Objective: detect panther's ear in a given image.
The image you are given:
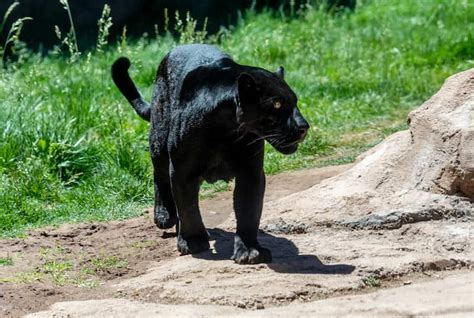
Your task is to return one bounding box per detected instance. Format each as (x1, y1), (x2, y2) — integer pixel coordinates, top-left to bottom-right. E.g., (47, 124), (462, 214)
(235, 73), (258, 123)
(275, 66), (284, 79)
(237, 72), (258, 103)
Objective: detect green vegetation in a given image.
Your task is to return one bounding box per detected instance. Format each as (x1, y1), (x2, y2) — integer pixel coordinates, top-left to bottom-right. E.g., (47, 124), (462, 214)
(0, 246), (99, 287)
(0, 256), (13, 266)
(42, 259), (74, 285)
(89, 255), (128, 272)
(0, 269), (43, 284)
(0, 0), (473, 236)
(362, 275), (381, 288)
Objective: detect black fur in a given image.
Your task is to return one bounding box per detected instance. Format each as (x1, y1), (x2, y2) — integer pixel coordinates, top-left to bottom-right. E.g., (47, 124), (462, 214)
(112, 44), (309, 264)
(112, 57), (151, 121)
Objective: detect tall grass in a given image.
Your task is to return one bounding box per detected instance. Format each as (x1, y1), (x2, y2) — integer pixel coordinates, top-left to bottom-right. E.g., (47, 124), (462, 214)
(0, 0), (473, 236)
(56, 0), (80, 61)
(0, 1), (32, 65)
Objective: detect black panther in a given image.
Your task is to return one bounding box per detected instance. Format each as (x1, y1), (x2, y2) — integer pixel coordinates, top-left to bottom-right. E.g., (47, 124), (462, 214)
(112, 44), (309, 264)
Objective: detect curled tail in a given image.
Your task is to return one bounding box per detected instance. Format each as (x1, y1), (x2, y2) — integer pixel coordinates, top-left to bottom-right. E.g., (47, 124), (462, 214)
(111, 57), (151, 121)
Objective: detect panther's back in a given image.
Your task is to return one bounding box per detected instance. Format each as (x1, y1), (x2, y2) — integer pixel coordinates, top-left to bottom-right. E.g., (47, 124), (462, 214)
(162, 44), (230, 98)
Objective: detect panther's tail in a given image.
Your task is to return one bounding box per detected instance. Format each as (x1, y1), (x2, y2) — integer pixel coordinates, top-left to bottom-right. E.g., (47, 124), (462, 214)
(111, 57), (151, 121)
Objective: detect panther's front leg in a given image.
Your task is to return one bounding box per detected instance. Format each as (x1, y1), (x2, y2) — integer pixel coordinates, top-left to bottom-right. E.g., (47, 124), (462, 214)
(232, 162), (272, 264)
(169, 163), (210, 255)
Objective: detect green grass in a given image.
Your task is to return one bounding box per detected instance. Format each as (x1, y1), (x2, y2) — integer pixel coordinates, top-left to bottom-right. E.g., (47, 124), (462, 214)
(0, 246), (99, 287)
(362, 275), (381, 288)
(0, 256), (13, 266)
(0, 0), (473, 236)
(89, 255), (128, 272)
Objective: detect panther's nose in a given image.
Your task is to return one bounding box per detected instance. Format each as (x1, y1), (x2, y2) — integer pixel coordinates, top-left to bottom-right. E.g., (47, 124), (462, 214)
(297, 125), (308, 141)
(293, 108), (310, 142)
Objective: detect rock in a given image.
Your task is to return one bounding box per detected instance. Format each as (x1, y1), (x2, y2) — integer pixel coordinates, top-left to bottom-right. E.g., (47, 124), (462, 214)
(264, 69), (474, 228)
(25, 273), (474, 317)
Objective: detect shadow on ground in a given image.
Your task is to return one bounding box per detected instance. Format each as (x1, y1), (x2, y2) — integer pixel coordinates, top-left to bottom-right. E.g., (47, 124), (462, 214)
(193, 228), (355, 275)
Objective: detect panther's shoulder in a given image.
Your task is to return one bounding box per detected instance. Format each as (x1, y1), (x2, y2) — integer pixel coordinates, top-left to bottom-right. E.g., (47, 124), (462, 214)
(179, 58), (240, 106)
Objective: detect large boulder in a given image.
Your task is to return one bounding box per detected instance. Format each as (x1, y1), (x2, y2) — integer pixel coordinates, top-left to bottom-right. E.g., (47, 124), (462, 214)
(262, 69), (473, 230)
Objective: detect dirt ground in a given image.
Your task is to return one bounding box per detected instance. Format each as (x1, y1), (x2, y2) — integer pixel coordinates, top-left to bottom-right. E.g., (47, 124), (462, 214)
(1, 163), (472, 317)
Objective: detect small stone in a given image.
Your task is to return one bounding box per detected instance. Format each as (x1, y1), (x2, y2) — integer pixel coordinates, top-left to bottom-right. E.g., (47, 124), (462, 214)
(236, 301), (246, 309)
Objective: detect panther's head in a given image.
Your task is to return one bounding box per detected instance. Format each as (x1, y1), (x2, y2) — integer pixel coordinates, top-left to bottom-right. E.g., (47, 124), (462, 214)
(235, 67), (310, 154)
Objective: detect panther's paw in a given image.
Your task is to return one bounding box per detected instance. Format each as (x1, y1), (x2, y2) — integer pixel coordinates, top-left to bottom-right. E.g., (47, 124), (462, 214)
(177, 235), (210, 255)
(231, 237), (272, 264)
(154, 206), (177, 229)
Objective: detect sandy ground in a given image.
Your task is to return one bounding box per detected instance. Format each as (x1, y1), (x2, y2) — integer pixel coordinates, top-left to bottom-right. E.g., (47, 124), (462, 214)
(26, 272), (474, 317)
(1, 163), (473, 317)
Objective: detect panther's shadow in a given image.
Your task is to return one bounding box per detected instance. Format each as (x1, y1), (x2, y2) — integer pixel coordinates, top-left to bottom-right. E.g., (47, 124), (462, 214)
(193, 228), (355, 275)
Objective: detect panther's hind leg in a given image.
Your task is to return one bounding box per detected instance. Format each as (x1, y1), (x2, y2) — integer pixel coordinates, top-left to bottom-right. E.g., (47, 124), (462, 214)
(169, 162), (210, 255)
(151, 153), (177, 229)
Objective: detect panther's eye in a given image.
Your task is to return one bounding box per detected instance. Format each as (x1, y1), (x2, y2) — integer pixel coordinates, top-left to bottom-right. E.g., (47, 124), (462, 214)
(274, 101), (282, 109)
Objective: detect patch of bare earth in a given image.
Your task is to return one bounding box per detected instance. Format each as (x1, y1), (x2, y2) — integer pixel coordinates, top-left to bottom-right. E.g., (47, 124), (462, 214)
(0, 218), (175, 317)
(0, 165), (349, 317)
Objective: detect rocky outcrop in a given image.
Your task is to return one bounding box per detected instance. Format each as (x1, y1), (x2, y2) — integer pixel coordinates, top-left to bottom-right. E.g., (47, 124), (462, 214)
(263, 69), (474, 229)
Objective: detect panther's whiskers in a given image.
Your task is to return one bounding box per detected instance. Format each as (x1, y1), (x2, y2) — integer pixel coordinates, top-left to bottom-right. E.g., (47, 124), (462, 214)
(246, 133), (282, 146)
